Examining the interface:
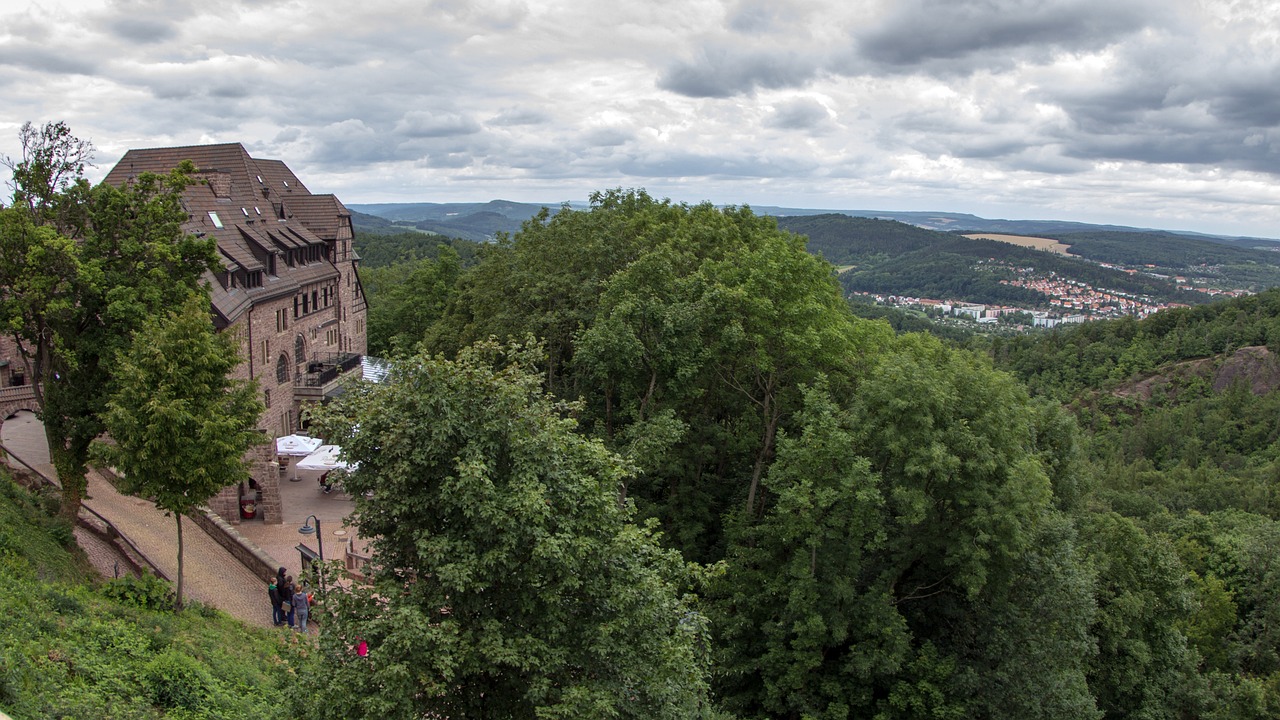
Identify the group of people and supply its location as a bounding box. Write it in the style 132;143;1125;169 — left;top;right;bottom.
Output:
268;566;312;632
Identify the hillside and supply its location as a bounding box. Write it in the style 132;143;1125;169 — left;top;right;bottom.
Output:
353;201;1280;251
775;214;1207;308
0;472;298;718
350;200;559;241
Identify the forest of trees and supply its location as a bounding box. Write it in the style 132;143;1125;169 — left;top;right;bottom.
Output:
12;146;1280;717
334;190;1280;718
775;214;1226;306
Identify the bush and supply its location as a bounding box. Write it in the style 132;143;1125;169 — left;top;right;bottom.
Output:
0;658;16;708
100;571;174;611
143;649;212;710
45;517;75;548
44;586;83;615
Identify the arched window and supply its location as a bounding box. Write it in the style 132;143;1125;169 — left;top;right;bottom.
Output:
276;353;291;385
295;334;306;366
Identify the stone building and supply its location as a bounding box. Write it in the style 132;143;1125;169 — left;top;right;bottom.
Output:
104;144;368;523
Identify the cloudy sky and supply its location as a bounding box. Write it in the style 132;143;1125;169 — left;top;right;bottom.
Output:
2;0;1279;237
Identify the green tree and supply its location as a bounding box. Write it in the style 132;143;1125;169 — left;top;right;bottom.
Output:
0;122;217;520
362;246;461;356
433;190;890;559
298;339;712;719
1078;512;1204;719
711;336;1097;718
710;380;902;720
96;293;264;610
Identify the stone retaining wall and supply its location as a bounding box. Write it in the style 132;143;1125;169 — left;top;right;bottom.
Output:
189;508;281;582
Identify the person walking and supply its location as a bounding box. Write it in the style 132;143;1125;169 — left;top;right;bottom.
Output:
293;584;311;633
268;579;284;626
281;574;296;629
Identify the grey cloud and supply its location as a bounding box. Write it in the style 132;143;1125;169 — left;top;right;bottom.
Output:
414;152;475;169
106;17;178;43
857;0;1156;67
619;151;818;178
394;111;482;138
489;107;550;127
767;99;831;130
1207;78;1280;127
1064;130;1280;174
583;127;632;147
727;0;791;33
305;120;402;165
658;45;820;98
1024;41;1280;174
1002;147;1092;174
0;43;97;76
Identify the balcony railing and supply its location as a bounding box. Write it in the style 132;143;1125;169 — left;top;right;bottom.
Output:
295;352;362;389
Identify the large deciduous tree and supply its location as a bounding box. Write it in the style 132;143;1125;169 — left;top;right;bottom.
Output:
298;339;713;719
431;190;890;559
0;122;217;519
711;335;1100;718
97;293;263;610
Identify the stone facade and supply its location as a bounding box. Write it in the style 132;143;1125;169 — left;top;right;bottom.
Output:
104;144;368;524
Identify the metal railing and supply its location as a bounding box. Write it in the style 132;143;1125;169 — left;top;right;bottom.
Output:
0;441;169;581
295;352;362;388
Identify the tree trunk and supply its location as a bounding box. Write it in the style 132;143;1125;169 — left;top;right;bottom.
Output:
175;513;185;611
45;427;86;522
745;374;780;517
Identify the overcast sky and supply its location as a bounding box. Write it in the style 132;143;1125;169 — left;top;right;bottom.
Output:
2;0;1278;237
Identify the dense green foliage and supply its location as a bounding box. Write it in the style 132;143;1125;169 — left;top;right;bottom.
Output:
1049;231;1280;289
351;229;481;269
353;231;483;356
980;287;1280;716
322;189;1232;718
0;473;297;719
776;214;1213;307
97;293;264;610
0;122;218;520
297;340;714;719
429;190;891;559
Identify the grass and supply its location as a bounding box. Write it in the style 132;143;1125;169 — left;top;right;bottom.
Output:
0;470;305;719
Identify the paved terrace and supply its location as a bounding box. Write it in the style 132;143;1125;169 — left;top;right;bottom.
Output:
1;410;364;631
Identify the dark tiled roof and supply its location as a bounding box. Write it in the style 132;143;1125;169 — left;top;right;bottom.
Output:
252;158;310;196
288;195;350;239
103;144;347;326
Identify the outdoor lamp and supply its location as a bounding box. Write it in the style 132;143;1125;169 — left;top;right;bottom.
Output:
298;514;325;593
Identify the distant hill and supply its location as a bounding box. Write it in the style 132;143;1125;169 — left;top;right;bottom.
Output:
350;202;1280;296
349;200;567;242
756;207;1280;251
774;214;1219;306
352;201;1280;250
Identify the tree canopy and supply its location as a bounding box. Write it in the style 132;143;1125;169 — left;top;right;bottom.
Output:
96;293;263;610
298;340;713;719
0;121;218;519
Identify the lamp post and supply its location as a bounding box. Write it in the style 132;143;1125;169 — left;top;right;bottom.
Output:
298;514;325;594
